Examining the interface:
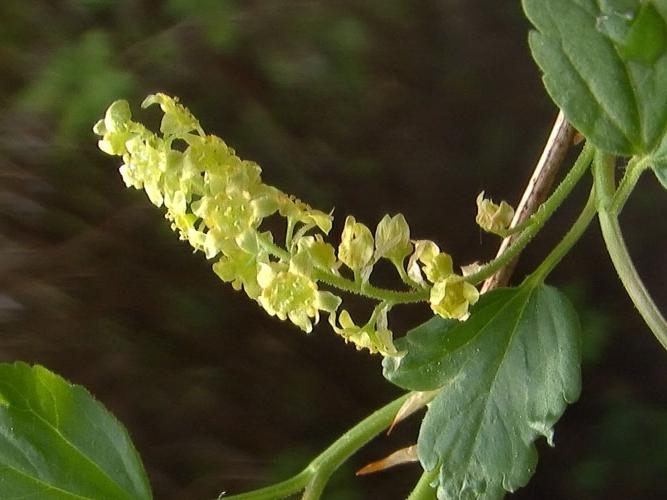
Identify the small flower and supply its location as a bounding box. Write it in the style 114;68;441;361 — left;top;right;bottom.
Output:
430;274;480;320
290;235;341;277
332;304;399;356
93;100;148;156
476;191;514;235
121;135;167;206
213;235;268;299
374;214;412;266
191;190;261;251
406;240;452;285
257;263;339;333
141;93;204;138
338;216;374;280
423;253;453;283
277;193;333;234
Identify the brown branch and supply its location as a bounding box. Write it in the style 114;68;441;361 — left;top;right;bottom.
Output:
482;111;575;292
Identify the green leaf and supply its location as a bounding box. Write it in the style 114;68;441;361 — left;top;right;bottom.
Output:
522;0;667;160
653;164;667;188
384;284;581;499
0;362;152;500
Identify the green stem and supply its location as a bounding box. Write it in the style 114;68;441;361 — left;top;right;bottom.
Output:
314;270;429;304
285;217;297;250
610;155;652;213
466;142;595;285
594;152;667;351
225;393;413;500
223;470;311;500
301;392;411;499
407;467;438;500
494;216;535;238
262;143;595;302
258;233;291;261
258;228;429;304
527;185;597;284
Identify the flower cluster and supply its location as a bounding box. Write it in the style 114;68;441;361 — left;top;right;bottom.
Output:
94;94;480;355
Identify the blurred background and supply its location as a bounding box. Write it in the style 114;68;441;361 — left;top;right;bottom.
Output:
1;1;666;498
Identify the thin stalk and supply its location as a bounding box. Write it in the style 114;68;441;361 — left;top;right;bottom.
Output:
260;140;593;303
494;216;536;238
467;142;594;286
527;185;597;284
222;470;311;500
313;269;428;304
407;467;438;500
259;227;429;304
224;393;414;500
610;155;652;213
258;233;291;261
301;393;411;499
285;217;297;250
594;152;667;351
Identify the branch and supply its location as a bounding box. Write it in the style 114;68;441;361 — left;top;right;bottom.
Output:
482;111;574;292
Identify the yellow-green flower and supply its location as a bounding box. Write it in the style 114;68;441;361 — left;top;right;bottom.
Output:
291;235;340;277
332;305;399;356
213;236;268;299
338;216;374;280
141;93;204;138
257;263;340;333
277;193;333;234
406;240;454;286
93;100;147;156
430;274;480;320
374;214;412;266
423;253;454;283
476;191;515;235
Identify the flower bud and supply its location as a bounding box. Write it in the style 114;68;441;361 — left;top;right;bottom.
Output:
476;191;514;235
104;100;132;132
374;214;412;265
338;216;374;278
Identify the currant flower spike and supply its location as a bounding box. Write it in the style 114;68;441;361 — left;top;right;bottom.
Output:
94;94;481;355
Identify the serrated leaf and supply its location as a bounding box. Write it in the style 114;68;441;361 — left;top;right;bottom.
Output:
0;362;153;500
523;0;667;162
384;285;581;499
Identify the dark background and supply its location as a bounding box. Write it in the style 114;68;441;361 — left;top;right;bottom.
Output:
1;1;666;498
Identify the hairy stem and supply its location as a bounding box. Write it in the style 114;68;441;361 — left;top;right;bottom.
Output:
527;185;597;284
259;229;429;304
222;470;311;500
610;155;652;213
260;128;590;304
314;269;428;304
467;141;594;286
594;152;667;351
